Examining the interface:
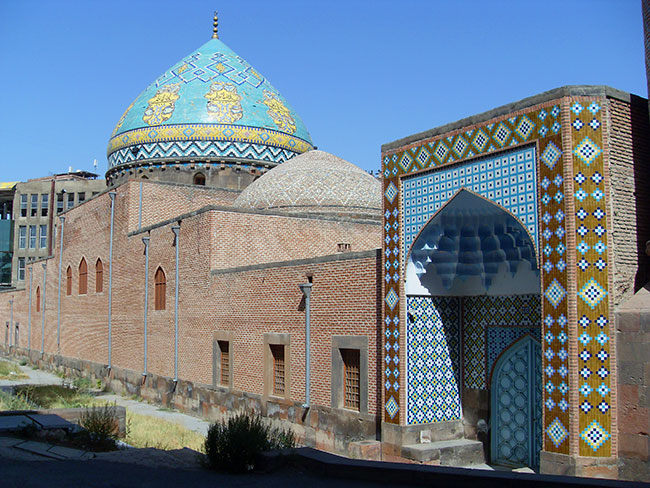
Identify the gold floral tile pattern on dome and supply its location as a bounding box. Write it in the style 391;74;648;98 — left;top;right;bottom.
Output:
570;100;611;457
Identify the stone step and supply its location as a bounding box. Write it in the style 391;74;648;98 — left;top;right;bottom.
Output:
401;438;485;466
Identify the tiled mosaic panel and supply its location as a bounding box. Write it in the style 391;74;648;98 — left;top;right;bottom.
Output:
486;326;540;376
383;175;401;422
402;146;538;253
538;134;570;455
463;294;541;389
570;100;611;456
381;105;560;424
406;296;461;424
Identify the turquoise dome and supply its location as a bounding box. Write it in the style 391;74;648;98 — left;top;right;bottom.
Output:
107;37;313;172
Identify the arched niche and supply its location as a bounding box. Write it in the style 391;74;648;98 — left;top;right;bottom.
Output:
406;189;540;297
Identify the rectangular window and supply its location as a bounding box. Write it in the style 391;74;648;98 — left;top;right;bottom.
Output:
78;192;85;204
57;193;64;214
218;341;230;386
30;194;38;217
18;226;26;249
28;225;36;249
270;344;285;396
18;257;25;281
20;194;27;217
67;192;74;209
39;225;47;249
341;349;361;411
41;194;48;217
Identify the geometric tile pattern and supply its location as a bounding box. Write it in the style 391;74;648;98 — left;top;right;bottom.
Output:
107;139;299;168
571;99;611;456
463;294;541;389
402;146;538;253
537;130;570;454
486;325;540;377
406;296;461;424
381;105;560;423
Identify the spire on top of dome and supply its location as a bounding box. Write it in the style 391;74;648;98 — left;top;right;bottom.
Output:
212;10;219;39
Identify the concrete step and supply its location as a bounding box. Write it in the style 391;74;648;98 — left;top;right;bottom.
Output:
401;438;485;466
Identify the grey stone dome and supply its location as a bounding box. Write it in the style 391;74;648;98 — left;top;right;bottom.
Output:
234;150;381;218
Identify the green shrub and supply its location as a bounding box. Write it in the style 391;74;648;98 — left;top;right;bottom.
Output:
204;411;295;473
79;403;121;449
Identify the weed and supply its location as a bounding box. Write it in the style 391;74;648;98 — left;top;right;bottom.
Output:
204;411;295;473
0;389;35;411
0;360;28;380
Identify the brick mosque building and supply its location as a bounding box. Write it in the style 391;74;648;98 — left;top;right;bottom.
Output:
2;13;649;482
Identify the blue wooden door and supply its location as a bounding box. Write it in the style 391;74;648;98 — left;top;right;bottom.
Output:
490;335;541;470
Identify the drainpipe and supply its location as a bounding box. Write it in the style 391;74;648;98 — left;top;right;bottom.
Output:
171;225;180;383
299;283;312;408
57;215;65;354
41;262;47;355
9;298;13;347
108;191;116;369
28;265;32;350
142;235;150;378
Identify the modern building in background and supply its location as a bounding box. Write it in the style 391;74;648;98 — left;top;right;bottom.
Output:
10;172;105;286
0;182;17;287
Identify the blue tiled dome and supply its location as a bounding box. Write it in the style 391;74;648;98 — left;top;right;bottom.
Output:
107;36;313;174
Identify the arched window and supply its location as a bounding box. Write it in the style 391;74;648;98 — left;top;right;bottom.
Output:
154;267;166;310
193;173;206;186
66;266;72;296
79;258;87;295
96;258;103;293
36;286;41;312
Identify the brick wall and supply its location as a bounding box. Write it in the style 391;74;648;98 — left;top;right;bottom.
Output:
0;178;383;428
608;97;650;307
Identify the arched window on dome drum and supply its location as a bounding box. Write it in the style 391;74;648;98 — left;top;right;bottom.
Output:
193;173;206;186
154;267;166;311
96;258;103;293
79;258;88;295
66;266;72;296
36;286;41;312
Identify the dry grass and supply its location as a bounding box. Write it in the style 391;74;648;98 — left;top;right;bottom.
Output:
0;360;28;380
125;411;205;452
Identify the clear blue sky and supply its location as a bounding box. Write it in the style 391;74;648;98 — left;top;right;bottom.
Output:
0;0;645;182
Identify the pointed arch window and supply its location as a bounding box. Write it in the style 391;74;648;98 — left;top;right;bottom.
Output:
79;258;88;295
154;267;166;310
36;286;41;312
95;258;103;293
66;266;72;296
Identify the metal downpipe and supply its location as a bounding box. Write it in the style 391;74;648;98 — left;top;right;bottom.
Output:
142;236;150;378
40;263;47;355
57;215;65;353
28;265;32;350
171;225;180;383
108;192;116;369
299;282;312;408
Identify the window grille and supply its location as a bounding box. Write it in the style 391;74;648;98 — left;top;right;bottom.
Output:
30;194;38;217
341;348;361;411
95;259;103;293
270;344;285;396
218;340;230;386
28;225;36;249
79;258;87;295
41;194;48;217
39;225;47;249
154;267;166;310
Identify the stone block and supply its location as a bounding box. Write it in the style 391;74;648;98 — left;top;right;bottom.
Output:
641;311;650;332
620;363;645;385
619;432;650;459
619;405;649;435
348;440;381;461
617;310;640;332
619;457;650;482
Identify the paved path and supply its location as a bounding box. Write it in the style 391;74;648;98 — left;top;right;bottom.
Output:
0;359;63;386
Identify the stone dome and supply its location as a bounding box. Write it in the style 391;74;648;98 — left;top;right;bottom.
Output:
106;33;313;183
234;150;382;218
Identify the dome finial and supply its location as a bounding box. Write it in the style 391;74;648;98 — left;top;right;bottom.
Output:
212;10;219;39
